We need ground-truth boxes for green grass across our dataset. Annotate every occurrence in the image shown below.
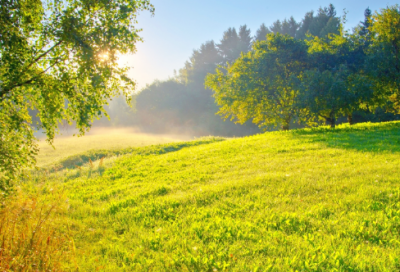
[36,129,187,168]
[23,121,400,271]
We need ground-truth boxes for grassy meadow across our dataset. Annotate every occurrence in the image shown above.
[11,121,400,271]
[36,129,188,167]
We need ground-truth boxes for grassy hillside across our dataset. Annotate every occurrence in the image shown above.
[36,129,187,167]
[21,122,400,271]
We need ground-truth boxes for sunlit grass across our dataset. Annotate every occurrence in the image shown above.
[0,187,73,271]
[19,121,400,271]
[36,129,188,167]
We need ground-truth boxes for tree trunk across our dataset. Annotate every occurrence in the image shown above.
[330,119,336,128]
[281,117,291,131]
[282,124,290,131]
[347,113,353,125]
[329,111,336,128]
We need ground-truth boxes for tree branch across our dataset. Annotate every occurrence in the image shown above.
[1,57,65,101]
[19,40,63,76]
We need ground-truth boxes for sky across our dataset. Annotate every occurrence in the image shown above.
[123,0,399,91]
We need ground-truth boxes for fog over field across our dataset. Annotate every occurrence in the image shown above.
[36,128,192,167]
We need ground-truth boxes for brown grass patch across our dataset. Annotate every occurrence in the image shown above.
[0,189,74,271]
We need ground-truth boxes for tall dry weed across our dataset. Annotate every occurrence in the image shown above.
[99,157,104,168]
[88,159,94,169]
[0,188,74,271]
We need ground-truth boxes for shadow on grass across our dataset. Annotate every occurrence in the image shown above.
[291,121,400,153]
[42,136,226,172]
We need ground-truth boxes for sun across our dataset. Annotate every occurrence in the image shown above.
[98,51,109,62]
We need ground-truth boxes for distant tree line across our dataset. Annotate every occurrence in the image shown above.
[206,5,400,130]
[102,4,399,134]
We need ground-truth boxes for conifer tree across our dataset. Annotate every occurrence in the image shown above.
[254,23,271,41]
[238,25,252,53]
[217,28,240,64]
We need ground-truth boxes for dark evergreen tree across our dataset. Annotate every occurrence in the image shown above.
[288,17,301,38]
[238,25,252,53]
[359,7,372,43]
[270,20,283,34]
[268,5,339,40]
[217,27,240,64]
[281,17,300,37]
[327,4,336,17]
[187,41,222,85]
[297,11,314,40]
[319,17,341,37]
[254,23,271,41]
[307,4,340,38]
[308,7,332,36]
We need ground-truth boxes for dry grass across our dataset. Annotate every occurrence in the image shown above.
[0,188,73,271]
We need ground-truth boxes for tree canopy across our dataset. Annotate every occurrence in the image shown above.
[0,0,154,190]
[206,34,309,131]
[368,5,400,112]
[205,6,398,131]
[127,4,399,138]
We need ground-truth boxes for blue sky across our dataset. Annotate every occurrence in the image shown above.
[124,0,399,90]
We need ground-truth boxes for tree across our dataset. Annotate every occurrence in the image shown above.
[186,41,222,85]
[134,79,191,132]
[309,5,339,37]
[282,17,300,38]
[269,17,299,38]
[301,29,374,127]
[254,23,271,41]
[0,0,154,191]
[359,7,372,38]
[238,25,252,53]
[297,11,314,40]
[217,27,240,64]
[217,26,252,65]
[299,66,373,128]
[368,5,400,112]
[206,33,309,131]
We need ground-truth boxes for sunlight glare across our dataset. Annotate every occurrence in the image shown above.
[99,51,109,62]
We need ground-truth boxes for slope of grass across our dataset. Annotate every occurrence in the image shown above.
[25,122,400,271]
[36,129,187,168]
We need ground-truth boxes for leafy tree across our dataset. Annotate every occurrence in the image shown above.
[206,34,309,131]
[302,29,374,127]
[0,0,154,190]
[368,5,400,112]
[299,66,373,128]
[348,7,388,118]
